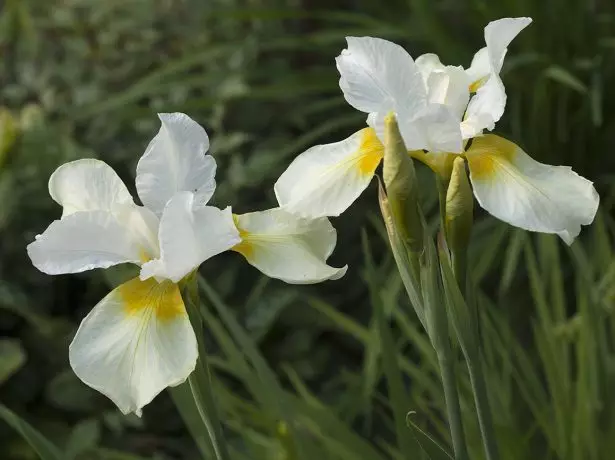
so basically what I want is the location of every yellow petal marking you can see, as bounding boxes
[231,214,254,259]
[119,277,185,321]
[464,134,518,181]
[356,128,384,175]
[469,76,489,93]
[139,248,153,264]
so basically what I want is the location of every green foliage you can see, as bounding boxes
[1,0,615,459]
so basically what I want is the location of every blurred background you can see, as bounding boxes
[2,0,615,459]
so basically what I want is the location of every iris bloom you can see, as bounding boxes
[27,113,345,415]
[275,17,599,244]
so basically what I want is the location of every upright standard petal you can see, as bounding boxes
[465,135,599,244]
[69,277,197,416]
[369,105,463,153]
[461,75,505,137]
[274,128,384,218]
[136,113,216,215]
[484,17,533,74]
[336,37,426,115]
[27,210,148,274]
[49,159,134,217]
[232,208,347,284]
[140,192,241,283]
[462,18,532,137]
[416,54,471,120]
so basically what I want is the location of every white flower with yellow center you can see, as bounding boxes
[27,113,346,416]
[275,17,600,244]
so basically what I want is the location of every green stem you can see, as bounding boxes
[433,320,469,460]
[450,245,499,460]
[436,176,450,242]
[182,276,230,460]
[467,358,499,460]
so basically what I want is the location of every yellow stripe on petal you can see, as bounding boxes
[275,129,384,218]
[232,208,347,284]
[357,128,384,175]
[468,76,489,93]
[464,135,517,181]
[232,214,254,259]
[69,276,197,416]
[119,277,185,321]
[465,134,599,244]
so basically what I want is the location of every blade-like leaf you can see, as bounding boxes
[0,403,63,460]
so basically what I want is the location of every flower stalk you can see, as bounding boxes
[381,114,468,460]
[440,162,499,460]
[181,273,230,460]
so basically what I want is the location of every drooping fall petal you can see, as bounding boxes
[465,135,599,244]
[27,206,159,274]
[232,208,347,284]
[69,277,197,416]
[275,128,384,218]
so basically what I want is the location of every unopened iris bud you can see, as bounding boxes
[445,157,473,252]
[383,113,424,253]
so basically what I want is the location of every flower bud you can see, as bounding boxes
[382,113,423,253]
[445,157,473,252]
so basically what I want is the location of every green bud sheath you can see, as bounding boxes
[445,156,474,253]
[382,113,424,253]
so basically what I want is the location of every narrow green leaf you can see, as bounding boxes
[543,66,587,94]
[0,403,63,460]
[198,275,317,460]
[181,277,230,460]
[362,231,420,457]
[169,382,215,459]
[407,412,454,460]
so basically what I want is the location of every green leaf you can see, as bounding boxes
[0,339,26,384]
[0,403,63,460]
[543,66,587,94]
[407,412,454,460]
[180,277,230,460]
[169,382,215,459]
[362,231,421,457]
[198,275,320,460]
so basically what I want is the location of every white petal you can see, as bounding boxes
[27,210,150,274]
[415,53,446,84]
[484,17,532,74]
[49,159,134,217]
[233,208,347,284]
[398,104,463,153]
[140,192,241,282]
[136,113,216,215]
[69,277,197,416]
[425,67,471,121]
[462,18,532,136]
[336,36,426,115]
[274,128,383,218]
[466,47,490,87]
[465,135,599,244]
[461,75,505,137]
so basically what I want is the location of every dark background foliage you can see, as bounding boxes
[1,0,615,459]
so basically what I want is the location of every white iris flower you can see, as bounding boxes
[275,17,599,244]
[27,113,345,416]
